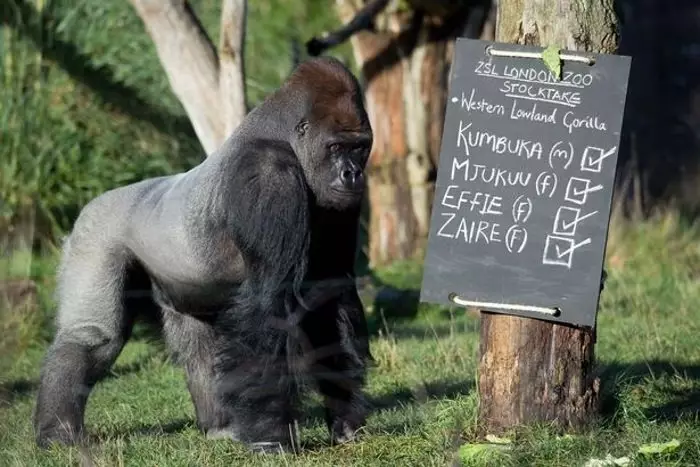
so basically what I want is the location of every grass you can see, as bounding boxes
[1,211,700,466]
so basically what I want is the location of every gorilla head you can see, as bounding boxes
[284,57,373,210]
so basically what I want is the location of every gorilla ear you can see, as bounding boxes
[296,120,310,136]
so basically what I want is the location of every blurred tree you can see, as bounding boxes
[128,0,247,155]
[307,0,495,266]
[478,0,618,433]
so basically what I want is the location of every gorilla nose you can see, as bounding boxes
[340,167,363,188]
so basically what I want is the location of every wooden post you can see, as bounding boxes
[479,314,600,431]
[478,0,619,433]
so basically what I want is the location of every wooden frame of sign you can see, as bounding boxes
[420,38,631,431]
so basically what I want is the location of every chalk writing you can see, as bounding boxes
[509,101,558,124]
[552,207,598,237]
[548,141,575,170]
[440,185,503,216]
[421,38,631,328]
[542,235,592,269]
[474,61,595,88]
[535,171,558,198]
[456,121,544,159]
[501,83,581,107]
[505,225,528,253]
[437,215,502,245]
[451,157,532,188]
[453,89,506,116]
[562,111,608,134]
[580,146,617,173]
[564,177,603,205]
[511,195,533,223]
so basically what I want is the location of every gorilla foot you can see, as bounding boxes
[206,425,295,454]
[330,419,362,445]
[35,424,84,449]
[247,441,290,454]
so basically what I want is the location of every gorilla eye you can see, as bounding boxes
[329,143,341,153]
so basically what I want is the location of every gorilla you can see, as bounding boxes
[33,56,373,453]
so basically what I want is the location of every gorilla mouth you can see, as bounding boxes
[332,187,364,197]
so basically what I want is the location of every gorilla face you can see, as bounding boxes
[281,56,373,211]
[294,119,372,210]
[326,132,371,196]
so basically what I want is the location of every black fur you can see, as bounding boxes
[33,57,373,453]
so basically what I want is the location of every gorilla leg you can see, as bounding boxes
[214,309,301,452]
[217,362,299,453]
[34,242,133,447]
[161,308,230,437]
[163,306,299,452]
[301,293,369,445]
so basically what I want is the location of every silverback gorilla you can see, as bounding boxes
[33,57,373,453]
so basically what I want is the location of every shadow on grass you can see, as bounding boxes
[646,388,700,421]
[97,377,474,445]
[363,283,478,340]
[99,419,194,440]
[0,378,37,406]
[369,378,474,412]
[296,377,474,430]
[598,360,700,422]
[378,320,478,340]
[295,377,474,451]
[0,345,164,407]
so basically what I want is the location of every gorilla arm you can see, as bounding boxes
[220,138,311,305]
[203,139,314,448]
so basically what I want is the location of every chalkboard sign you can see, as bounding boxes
[420,39,631,329]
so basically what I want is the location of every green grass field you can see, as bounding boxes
[1,212,700,466]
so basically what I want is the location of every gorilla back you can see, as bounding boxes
[34,56,373,453]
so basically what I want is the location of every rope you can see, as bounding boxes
[486,46,595,65]
[449,293,561,317]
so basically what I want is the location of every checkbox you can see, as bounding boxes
[542,235,592,269]
[580,146,617,173]
[565,177,603,205]
[553,206,599,237]
[552,207,581,236]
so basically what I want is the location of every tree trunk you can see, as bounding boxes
[478,0,618,434]
[129,0,248,155]
[336,0,495,266]
[219,0,248,136]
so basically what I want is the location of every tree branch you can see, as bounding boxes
[219,0,248,134]
[306,0,390,56]
[128,0,225,155]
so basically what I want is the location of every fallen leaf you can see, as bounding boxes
[583,454,632,466]
[458,442,510,463]
[638,439,681,456]
[485,434,512,444]
[542,45,562,80]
